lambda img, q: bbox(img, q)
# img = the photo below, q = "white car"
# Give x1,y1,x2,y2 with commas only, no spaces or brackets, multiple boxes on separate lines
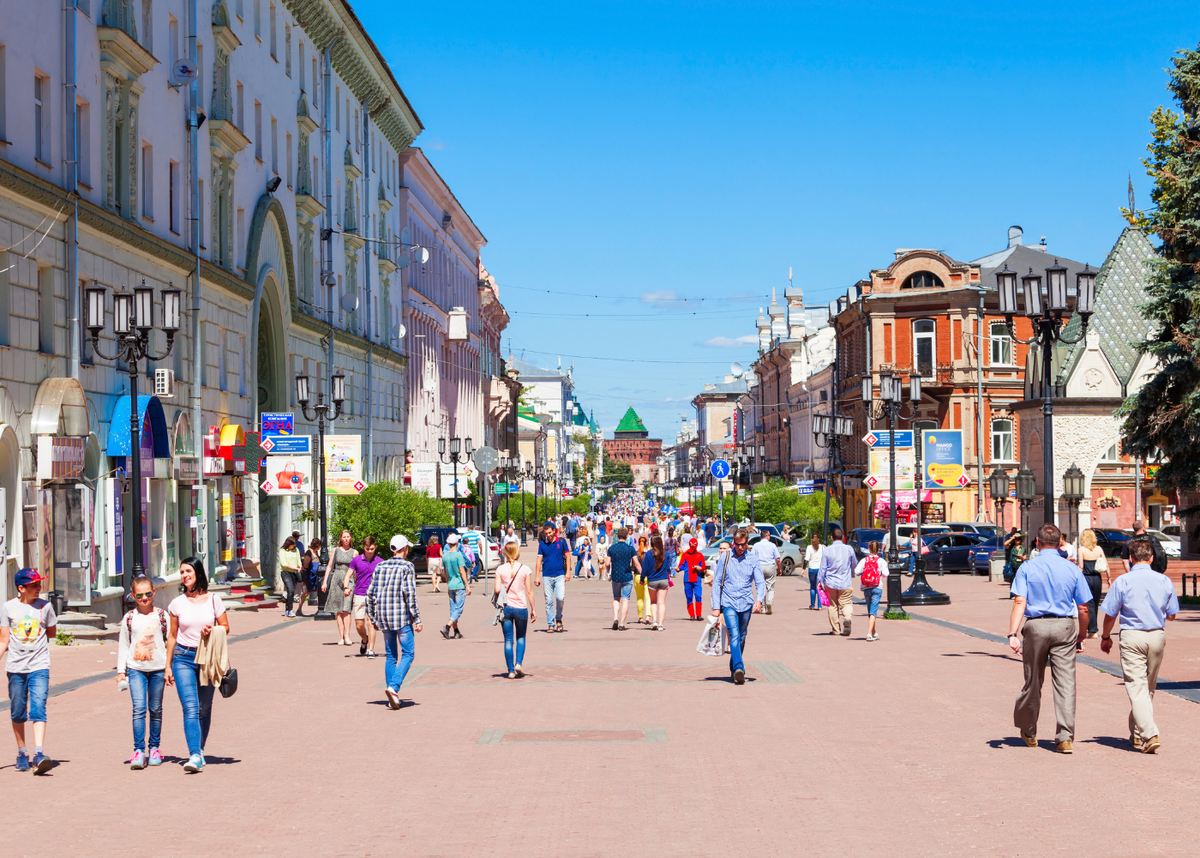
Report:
1143,529,1181,558
458,530,503,570
701,534,802,576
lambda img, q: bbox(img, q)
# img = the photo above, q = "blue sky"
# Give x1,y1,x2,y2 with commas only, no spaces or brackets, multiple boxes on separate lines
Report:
355,0,1198,440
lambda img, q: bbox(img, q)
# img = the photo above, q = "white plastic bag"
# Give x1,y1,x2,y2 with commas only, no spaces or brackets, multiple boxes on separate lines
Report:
697,615,723,657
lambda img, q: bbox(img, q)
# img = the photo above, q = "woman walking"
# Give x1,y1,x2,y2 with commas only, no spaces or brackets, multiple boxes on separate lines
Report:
805,535,824,610
596,533,610,581
427,536,444,594
301,538,322,616
165,558,229,773
642,534,675,631
633,536,652,625
117,575,168,769
322,530,357,645
574,535,594,579
1076,529,1106,639
278,536,303,619
854,541,886,641
348,536,383,656
495,542,536,678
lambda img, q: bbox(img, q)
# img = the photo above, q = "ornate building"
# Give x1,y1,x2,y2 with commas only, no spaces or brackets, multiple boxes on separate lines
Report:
603,406,663,486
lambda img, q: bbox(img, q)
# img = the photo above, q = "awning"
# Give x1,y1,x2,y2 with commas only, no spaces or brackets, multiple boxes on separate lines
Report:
106,395,170,457
30,377,90,436
218,424,245,460
873,490,933,515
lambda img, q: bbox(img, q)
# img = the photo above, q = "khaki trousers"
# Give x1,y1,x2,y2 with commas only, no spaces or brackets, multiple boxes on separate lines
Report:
1119,628,1166,741
825,587,852,633
1014,617,1078,743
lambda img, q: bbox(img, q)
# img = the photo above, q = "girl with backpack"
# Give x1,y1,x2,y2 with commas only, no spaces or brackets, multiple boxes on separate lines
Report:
854,541,886,641
116,575,169,769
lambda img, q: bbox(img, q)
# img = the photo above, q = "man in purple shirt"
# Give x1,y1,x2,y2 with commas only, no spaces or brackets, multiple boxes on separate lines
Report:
350,536,384,658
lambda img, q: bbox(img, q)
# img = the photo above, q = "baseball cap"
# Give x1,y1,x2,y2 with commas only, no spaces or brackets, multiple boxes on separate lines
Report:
446,533,460,545
15,568,46,587
389,534,412,552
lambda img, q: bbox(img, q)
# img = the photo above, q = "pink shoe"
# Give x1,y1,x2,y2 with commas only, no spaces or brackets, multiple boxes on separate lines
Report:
128,750,146,770
148,749,164,767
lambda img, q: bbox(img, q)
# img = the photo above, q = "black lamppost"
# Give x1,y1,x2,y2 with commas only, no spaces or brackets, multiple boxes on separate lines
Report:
812,413,853,541
997,261,1096,526
989,465,1011,532
522,461,533,544
438,435,473,528
499,452,515,535
86,281,181,594
295,370,345,620
1063,463,1085,544
1015,465,1036,538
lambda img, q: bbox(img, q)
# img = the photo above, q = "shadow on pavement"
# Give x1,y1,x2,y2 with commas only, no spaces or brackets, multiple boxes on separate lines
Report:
986,737,1035,749
1081,736,1134,751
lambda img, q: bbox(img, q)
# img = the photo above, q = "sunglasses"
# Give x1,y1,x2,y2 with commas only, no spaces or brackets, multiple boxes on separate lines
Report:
133,592,155,600
733,541,748,547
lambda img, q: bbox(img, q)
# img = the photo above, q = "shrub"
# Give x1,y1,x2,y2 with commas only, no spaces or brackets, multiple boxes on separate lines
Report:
330,482,452,546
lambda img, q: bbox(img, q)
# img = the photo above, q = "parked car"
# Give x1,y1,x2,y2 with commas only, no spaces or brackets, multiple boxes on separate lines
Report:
848,528,887,560
1093,528,1132,559
1131,529,1181,559
944,522,1005,538
1160,523,1182,539
457,529,504,570
916,532,988,572
410,525,461,576
701,533,802,576
967,537,1006,575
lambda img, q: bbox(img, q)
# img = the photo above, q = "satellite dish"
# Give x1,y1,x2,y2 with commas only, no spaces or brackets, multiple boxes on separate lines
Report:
730,362,744,378
400,225,412,246
395,250,410,270
394,323,406,340
170,59,197,87
321,271,337,287
340,292,359,312
411,246,430,265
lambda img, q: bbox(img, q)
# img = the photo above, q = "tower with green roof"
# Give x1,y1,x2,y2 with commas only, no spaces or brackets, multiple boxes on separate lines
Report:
614,406,649,439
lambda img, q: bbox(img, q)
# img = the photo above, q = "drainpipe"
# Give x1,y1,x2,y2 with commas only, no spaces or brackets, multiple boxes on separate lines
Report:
188,0,206,564
976,288,986,521
362,103,373,481
323,43,334,393
65,0,80,379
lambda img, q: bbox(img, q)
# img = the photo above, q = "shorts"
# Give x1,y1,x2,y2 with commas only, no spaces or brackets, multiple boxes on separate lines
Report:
8,669,49,723
612,580,633,600
863,586,883,617
647,578,669,590
352,594,370,620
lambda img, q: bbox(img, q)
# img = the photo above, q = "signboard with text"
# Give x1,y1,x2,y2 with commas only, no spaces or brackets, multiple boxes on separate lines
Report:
922,430,966,489
260,412,295,437
867,447,915,490
325,435,366,495
260,455,313,495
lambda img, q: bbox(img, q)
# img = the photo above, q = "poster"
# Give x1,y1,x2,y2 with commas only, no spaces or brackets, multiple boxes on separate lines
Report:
325,435,366,495
261,455,314,495
409,462,438,495
922,430,966,489
868,447,915,490
439,463,473,500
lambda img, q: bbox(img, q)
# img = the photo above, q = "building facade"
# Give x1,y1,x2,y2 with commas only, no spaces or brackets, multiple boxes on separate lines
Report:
603,406,662,486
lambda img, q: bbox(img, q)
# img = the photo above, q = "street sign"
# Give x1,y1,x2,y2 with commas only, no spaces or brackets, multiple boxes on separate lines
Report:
711,459,731,480
261,434,311,455
260,412,294,437
865,431,913,448
473,445,499,474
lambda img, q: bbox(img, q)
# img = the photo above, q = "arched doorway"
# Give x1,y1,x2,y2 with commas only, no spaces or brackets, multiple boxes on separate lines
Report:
257,274,288,585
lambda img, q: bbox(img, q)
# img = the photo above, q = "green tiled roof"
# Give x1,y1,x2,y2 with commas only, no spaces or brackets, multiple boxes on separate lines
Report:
616,406,647,434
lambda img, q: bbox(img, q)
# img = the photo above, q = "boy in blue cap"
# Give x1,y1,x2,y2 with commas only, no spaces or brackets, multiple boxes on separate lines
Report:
0,568,57,773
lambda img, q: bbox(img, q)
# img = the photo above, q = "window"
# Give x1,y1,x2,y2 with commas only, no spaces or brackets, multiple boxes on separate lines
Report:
989,322,1013,366
901,271,943,290
235,0,243,19
141,0,153,53
169,160,180,233
219,327,228,391
334,85,339,130
298,39,304,88
1099,441,1120,462
254,0,261,38
254,100,262,159
236,82,244,129
34,72,49,163
141,143,153,218
354,108,360,152
0,44,7,142
236,207,245,267
991,419,1013,461
38,267,54,354
168,16,178,70
284,24,291,76
269,4,277,59
913,319,935,377
77,99,90,186
270,115,277,173
0,251,9,346
285,132,292,188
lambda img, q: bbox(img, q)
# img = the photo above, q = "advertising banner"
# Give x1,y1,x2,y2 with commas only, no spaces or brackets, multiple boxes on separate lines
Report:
922,430,967,489
867,447,915,490
260,455,314,495
324,435,366,495
261,434,311,456
439,463,473,500
260,412,294,437
409,462,438,495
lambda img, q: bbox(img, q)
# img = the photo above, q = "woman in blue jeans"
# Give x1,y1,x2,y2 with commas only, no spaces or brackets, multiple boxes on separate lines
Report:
495,542,535,679
165,558,229,773
804,535,823,610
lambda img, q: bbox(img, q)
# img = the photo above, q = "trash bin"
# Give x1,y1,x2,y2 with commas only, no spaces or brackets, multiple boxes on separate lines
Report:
989,550,1006,583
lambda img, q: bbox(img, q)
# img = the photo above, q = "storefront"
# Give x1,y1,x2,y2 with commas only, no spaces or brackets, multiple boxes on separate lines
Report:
105,394,171,584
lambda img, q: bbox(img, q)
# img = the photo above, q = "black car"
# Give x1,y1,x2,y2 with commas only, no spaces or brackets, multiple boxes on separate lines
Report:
409,525,461,576
848,528,887,560
1094,528,1132,558
921,532,987,572
966,536,1006,575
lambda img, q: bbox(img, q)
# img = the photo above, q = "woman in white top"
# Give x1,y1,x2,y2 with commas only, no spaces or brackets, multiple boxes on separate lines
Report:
495,541,536,679
805,535,824,611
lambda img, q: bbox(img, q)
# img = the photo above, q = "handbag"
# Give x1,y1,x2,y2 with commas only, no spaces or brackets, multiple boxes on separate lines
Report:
219,667,238,698
1094,552,1108,573
492,564,523,625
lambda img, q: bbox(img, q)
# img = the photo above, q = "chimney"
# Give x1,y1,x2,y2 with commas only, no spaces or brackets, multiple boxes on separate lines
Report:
1008,225,1023,248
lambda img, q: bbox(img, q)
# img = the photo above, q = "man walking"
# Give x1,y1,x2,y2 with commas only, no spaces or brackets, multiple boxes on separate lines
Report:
1007,523,1092,753
607,528,637,630
365,535,423,710
534,523,572,632
818,528,857,636
566,514,579,551
751,529,782,615
1121,521,1168,574
1100,539,1179,754
710,528,764,685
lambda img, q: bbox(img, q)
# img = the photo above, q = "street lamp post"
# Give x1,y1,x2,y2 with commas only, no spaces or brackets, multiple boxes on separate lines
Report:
812,413,853,542
521,461,532,545
438,436,473,528
295,370,346,620
989,465,1011,532
1015,465,1037,538
86,281,181,594
1062,463,1085,544
997,261,1096,526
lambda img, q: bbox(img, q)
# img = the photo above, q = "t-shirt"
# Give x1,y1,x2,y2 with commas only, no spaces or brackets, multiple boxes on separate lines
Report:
497,562,532,609
351,553,383,596
805,545,824,569
607,541,637,583
427,543,442,559
538,537,570,577
752,539,781,571
442,550,469,590
168,593,227,648
1,598,56,673
278,548,302,571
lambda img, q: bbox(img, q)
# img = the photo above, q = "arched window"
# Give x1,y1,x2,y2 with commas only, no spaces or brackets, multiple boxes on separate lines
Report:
902,271,944,290
913,320,936,378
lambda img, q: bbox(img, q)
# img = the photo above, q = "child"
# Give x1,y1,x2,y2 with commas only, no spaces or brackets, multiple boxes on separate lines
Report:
0,568,57,774
117,575,169,769
678,538,707,620
854,541,887,642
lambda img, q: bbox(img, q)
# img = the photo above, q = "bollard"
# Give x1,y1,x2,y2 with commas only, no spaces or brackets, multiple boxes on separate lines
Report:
938,550,944,577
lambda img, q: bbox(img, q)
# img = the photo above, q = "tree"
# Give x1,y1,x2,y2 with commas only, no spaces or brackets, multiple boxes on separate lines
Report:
602,458,635,487
573,431,600,488
330,482,452,545
1119,45,1200,488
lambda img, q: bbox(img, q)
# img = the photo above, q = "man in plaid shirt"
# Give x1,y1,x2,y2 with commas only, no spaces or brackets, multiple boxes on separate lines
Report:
366,534,423,710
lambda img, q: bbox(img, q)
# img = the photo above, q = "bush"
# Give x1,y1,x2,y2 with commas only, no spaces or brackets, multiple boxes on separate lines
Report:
330,482,452,546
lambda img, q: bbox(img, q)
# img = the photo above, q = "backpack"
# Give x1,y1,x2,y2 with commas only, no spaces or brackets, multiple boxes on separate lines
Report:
861,556,882,587
125,608,169,643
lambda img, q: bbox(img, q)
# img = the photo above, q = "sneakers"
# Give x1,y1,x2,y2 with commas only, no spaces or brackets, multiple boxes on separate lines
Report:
764,604,773,615
359,641,368,656
454,629,464,639
1021,731,1038,748
440,625,451,639
1142,735,1161,754
31,752,52,775
183,754,204,773
367,649,377,659
612,621,619,631
384,688,401,710
148,749,164,766
128,750,146,770
507,672,517,679
14,750,29,772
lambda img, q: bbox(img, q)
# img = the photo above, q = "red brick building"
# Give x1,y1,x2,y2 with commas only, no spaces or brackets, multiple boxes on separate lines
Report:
603,406,663,486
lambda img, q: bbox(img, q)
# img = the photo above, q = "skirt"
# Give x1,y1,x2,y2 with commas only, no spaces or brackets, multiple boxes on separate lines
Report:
325,577,352,613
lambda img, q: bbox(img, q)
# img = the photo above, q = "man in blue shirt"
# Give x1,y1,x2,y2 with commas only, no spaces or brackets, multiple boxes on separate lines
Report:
710,528,765,685
1099,539,1179,754
1007,522,1092,753
534,524,571,633
606,528,637,630
818,528,857,637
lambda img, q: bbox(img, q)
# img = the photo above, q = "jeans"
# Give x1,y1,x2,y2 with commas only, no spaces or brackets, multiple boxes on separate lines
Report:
172,647,215,756
683,577,703,605
127,668,165,750
281,570,301,612
721,606,752,676
1083,573,1102,635
448,588,466,623
863,586,883,617
7,669,49,723
470,556,482,583
502,607,528,672
381,626,415,692
543,575,565,626
808,569,820,608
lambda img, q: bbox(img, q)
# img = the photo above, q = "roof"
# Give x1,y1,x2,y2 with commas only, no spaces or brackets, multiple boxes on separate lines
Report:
974,244,1092,295
508,356,566,379
1054,226,1157,388
615,406,647,434
697,378,752,396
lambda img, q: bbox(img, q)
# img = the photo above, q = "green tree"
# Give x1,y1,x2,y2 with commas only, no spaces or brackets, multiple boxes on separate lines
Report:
602,458,635,486
1119,45,1200,487
330,482,452,545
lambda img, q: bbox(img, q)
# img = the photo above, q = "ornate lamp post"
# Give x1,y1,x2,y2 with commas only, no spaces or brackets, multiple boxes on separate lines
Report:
295,370,345,620
86,281,181,594
1015,465,1037,538
521,461,533,544
812,413,853,542
438,435,473,528
989,465,1011,531
1062,463,1085,544
997,261,1096,525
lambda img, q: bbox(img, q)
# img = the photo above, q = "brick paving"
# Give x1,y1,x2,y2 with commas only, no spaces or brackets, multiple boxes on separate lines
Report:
6,556,1200,857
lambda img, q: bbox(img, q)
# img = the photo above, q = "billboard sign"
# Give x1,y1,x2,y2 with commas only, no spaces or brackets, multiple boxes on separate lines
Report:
922,430,966,489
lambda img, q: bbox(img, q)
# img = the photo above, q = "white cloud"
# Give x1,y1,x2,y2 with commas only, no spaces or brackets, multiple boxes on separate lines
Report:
702,334,758,348
641,290,684,307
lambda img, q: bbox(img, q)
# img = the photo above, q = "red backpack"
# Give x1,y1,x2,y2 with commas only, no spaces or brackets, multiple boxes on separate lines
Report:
861,555,882,587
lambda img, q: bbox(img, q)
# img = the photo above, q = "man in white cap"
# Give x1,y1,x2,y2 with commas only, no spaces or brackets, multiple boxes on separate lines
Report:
366,535,423,710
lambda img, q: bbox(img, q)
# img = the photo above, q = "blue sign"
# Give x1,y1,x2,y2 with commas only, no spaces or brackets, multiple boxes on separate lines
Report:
867,430,913,448
922,429,966,489
261,434,311,456
711,459,731,479
261,412,294,437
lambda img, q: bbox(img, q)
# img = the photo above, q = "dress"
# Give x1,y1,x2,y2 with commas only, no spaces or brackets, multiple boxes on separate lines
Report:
325,546,356,613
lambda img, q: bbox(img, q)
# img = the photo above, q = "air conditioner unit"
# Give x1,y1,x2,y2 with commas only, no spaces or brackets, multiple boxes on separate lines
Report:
154,368,175,398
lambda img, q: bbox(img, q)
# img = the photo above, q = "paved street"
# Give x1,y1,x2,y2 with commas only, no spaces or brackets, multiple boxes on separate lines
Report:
9,555,1200,858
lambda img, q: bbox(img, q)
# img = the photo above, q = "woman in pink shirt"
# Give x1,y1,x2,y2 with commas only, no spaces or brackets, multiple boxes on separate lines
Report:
494,541,535,679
